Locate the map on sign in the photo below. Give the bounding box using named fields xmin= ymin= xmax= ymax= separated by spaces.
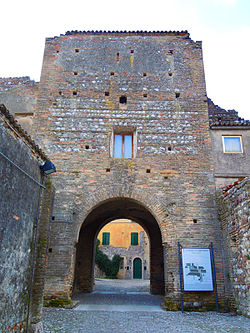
xmin=182 ymin=248 xmax=213 ymax=291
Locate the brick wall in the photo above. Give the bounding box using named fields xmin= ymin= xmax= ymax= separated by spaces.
xmin=33 ymin=31 xmax=227 ymax=308
xmin=217 ymin=178 xmax=250 ymax=316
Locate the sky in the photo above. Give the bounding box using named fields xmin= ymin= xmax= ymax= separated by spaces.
xmin=0 ymin=0 xmax=249 ymax=119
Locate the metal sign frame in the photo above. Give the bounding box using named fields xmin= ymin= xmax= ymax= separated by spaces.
xmin=178 ymin=242 xmax=219 ymax=313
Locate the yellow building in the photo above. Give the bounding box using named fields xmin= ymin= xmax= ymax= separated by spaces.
xmin=96 ymin=219 xmax=150 ymax=279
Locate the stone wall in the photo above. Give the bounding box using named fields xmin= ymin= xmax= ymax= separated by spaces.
xmin=217 ymin=178 xmax=250 ymax=316
xmin=0 ymin=77 xmax=39 ymax=134
xmin=0 ymin=105 xmax=49 ymax=331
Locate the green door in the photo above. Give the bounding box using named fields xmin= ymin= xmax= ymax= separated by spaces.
xmin=133 ymin=258 xmax=142 ymax=279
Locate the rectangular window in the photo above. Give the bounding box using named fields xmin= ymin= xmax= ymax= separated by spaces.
xmin=223 ymin=136 xmax=243 ymax=153
xmin=114 ymin=133 xmax=133 ymax=158
xmin=131 ymin=232 xmax=138 ymax=245
xmin=102 ymin=232 xmax=110 ymax=245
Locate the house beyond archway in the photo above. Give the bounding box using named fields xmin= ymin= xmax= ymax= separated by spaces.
xmin=73 ymin=198 xmax=165 ymax=295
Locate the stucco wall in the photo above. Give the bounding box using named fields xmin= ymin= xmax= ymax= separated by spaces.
xmin=0 ymin=77 xmax=38 ymax=134
xmin=210 ymin=129 xmax=250 ymax=188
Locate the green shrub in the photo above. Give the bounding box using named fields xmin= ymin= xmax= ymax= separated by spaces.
xmin=95 ymin=239 xmax=121 ymax=278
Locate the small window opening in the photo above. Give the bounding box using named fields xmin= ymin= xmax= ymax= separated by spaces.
xmin=102 ymin=232 xmax=110 ymax=245
xmin=169 ymin=49 xmax=174 ymax=54
xmin=168 ymin=72 xmax=173 ymax=76
xmin=110 ymin=72 xmax=115 ymax=76
xmin=48 ymin=248 xmax=52 ymax=253
xmin=85 ymin=145 xmax=89 ymax=149
xmin=52 ymin=102 xmax=57 ymax=106
xmin=164 ymin=176 xmax=168 ymax=179
xmin=168 ymin=146 xmax=172 ymax=151
xmin=52 ymin=216 xmax=55 ymax=221
xmin=143 ymin=73 xmax=147 ymax=77
xmin=59 ymin=91 xmax=62 ymax=95
xmin=105 ymin=91 xmax=110 ymax=96
xmin=56 ymin=50 xmax=59 ymax=53
xmin=73 ymin=91 xmax=77 ymax=96
xmin=119 ymin=95 xmax=127 ymax=104
xmin=114 ymin=133 xmax=133 ymax=158
xmin=75 ymin=48 xmax=79 ymax=53
xmin=143 ymin=93 xmax=147 ymax=98
xmin=223 ymin=136 xmax=242 ymax=153
xmin=131 ymin=232 xmax=138 ymax=245
xmin=175 ymin=92 xmax=180 ymax=98
xmin=73 ymin=71 xmax=78 ymax=75
xmin=193 ymin=219 xmax=198 ymax=224
xmin=106 ymin=168 xmax=110 ymax=172
xmin=146 ymin=169 xmax=151 ymax=173
xmin=130 ymin=49 xmax=134 ymax=53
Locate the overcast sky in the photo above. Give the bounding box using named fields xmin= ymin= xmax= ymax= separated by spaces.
xmin=0 ymin=0 xmax=249 ymax=119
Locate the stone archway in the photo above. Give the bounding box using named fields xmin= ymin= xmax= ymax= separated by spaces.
xmin=73 ymin=197 xmax=165 ymax=295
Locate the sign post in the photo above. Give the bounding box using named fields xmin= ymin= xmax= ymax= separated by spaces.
xmin=178 ymin=242 xmax=184 ymax=313
xmin=178 ymin=243 xmax=219 ymax=312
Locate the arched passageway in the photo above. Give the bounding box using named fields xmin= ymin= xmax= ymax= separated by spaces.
xmin=73 ymin=198 xmax=165 ymax=295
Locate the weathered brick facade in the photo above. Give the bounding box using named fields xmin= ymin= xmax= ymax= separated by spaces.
xmin=32 ymin=31 xmax=228 ymax=309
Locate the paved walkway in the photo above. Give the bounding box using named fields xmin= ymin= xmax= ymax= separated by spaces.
xmin=42 ymin=279 xmax=250 ymax=333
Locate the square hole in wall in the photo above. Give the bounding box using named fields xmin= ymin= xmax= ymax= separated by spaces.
xmin=48 ymin=248 xmax=52 ymax=253
xmin=75 ymin=48 xmax=79 ymax=53
xmin=110 ymin=72 xmax=115 ymax=76
xmin=130 ymin=49 xmax=134 ymax=53
xmin=106 ymin=168 xmax=111 ymax=172
xmin=143 ymin=93 xmax=147 ymax=98
xmin=119 ymin=95 xmax=127 ymax=104
xmin=193 ymin=219 xmax=198 ymax=224
xmin=146 ymin=169 xmax=151 ymax=173
xmin=143 ymin=73 xmax=147 ymax=77
xmin=73 ymin=71 xmax=78 ymax=75
xmin=85 ymin=145 xmax=89 ymax=149
xmin=105 ymin=91 xmax=110 ymax=96
xmin=73 ymin=91 xmax=77 ymax=96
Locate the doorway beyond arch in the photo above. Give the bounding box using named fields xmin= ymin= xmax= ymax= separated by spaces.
xmin=73 ymin=197 xmax=165 ymax=295
xmin=133 ymin=257 xmax=142 ymax=279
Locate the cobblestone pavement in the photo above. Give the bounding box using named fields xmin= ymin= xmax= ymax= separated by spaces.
xmin=43 ymin=309 xmax=250 ymax=333
xmin=42 ymin=280 xmax=250 ymax=332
